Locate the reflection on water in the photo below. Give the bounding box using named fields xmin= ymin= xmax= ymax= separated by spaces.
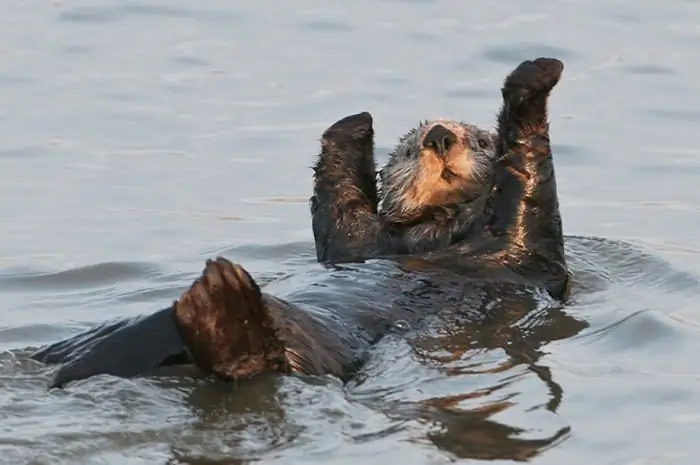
xmin=2 ymin=0 xmax=700 ymax=463
xmin=353 ymin=308 xmax=585 ymax=461
xmin=342 ymin=271 xmax=589 ymax=462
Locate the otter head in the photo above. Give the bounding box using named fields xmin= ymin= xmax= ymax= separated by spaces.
xmin=379 ymin=120 xmax=497 ymax=223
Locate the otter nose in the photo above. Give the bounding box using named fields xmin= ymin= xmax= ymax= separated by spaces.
xmin=423 ymin=125 xmax=457 ymax=157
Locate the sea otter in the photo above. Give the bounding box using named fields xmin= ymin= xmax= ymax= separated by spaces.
xmin=31 ymin=57 xmax=568 ymax=388
xmin=310 ymin=113 xmax=498 ymax=262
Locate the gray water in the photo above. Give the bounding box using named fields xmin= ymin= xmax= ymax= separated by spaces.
xmin=1 ymin=0 xmax=700 ymax=463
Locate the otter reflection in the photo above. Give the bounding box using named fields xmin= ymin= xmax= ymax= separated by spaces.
xmin=412 ymin=309 xmax=584 ymax=459
xmin=392 ymin=397 xmax=570 ymax=461
xmin=382 ymin=301 xmax=586 ymax=461
xmin=163 ymin=293 xmax=586 ymax=463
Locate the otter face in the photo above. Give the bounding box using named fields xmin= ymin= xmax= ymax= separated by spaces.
xmin=379 ymin=120 xmax=497 ymax=222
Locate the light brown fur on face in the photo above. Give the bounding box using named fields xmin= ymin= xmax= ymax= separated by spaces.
xmin=379 ymin=119 xmax=497 ymax=222
xmin=408 ymin=121 xmax=484 ymax=212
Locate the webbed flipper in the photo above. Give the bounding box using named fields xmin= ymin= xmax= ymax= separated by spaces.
xmin=31 ymin=306 xmax=189 ymax=388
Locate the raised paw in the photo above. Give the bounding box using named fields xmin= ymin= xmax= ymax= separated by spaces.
xmin=321 ymin=111 xmax=374 ymax=146
xmin=173 ymin=257 xmax=289 ymax=380
xmin=502 ymin=57 xmax=563 ymax=106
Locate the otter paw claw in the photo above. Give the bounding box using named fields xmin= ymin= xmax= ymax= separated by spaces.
xmin=174 ymin=257 xmax=289 ymax=381
xmin=502 ymin=57 xmax=563 ymax=104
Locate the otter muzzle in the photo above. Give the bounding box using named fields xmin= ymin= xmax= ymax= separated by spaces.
xmin=423 ymin=124 xmax=458 ymax=158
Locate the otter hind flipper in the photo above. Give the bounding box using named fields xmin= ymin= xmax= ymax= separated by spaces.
xmin=31 ymin=306 xmax=189 ymax=389
xmin=173 ymin=257 xmax=290 ymax=381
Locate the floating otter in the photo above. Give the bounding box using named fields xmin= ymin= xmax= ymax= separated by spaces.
xmin=31 ymin=57 xmax=569 ymax=388
xmin=310 ymin=114 xmax=498 ymax=262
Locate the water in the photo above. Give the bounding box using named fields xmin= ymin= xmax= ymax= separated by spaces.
xmin=1 ymin=0 xmax=699 ymax=463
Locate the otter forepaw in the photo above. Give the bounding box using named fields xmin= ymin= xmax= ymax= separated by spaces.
xmin=321 ymin=111 xmax=374 ymax=145
xmin=502 ymin=57 xmax=563 ymax=106
xmin=173 ymin=257 xmax=289 ymax=381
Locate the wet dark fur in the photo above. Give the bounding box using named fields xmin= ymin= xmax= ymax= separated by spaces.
xmin=310 ymin=117 xmax=497 ymax=262
xmin=32 ymin=57 xmax=569 ymax=388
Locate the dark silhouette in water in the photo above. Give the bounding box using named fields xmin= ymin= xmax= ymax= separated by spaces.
xmin=32 ymin=57 xmax=572 ymax=392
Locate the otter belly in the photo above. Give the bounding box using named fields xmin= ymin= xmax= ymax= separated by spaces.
xmin=32 ymin=258 xmax=551 ymax=388
xmin=202 ymin=258 xmax=553 ymax=381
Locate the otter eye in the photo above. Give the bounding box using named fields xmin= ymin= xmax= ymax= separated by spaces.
xmin=477 ymin=136 xmax=491 ymax=150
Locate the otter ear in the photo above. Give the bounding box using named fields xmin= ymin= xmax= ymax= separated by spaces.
xmin=321 ymin=111 xmax=374 ymax=146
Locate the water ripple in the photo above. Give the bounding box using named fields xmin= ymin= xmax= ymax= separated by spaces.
xmin=57 ymin=3 xmax=239 ymax=25
xmin=0 ymin=261 xmax=162 ymax=293
xmin=2 ymin=0 xmax=700 ymax=463
xmin=481 ymin=43 xmax=577 ymax=65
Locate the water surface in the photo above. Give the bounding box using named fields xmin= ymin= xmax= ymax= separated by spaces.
xmin=1 ymin=0 xmax=700 ymax=464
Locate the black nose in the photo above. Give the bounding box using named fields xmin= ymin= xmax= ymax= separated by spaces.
xmin=423 ymin=125 xmax=457 ymax=157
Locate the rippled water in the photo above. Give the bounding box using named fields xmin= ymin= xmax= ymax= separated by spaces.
xmin=1 ymin=0 xmax=700 ymax=464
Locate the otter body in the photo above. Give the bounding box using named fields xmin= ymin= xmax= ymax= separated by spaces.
xmin=31 ymin=57 xmax=568 ymax=388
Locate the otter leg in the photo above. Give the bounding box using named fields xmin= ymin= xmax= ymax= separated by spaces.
xmin=31 ymin=306 xmax=189 ymax=388
xmin=173 ymin=257 xmax=291 ymax=380
xmin=310 ymin=111 xmax=382 ymax=263
xmin=489 ymin=58 xmax=569 ymax=299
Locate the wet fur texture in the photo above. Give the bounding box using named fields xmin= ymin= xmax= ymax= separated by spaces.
xmin=379 ymin=121 xmax=496 ymax=221
xmin=32 ymin=57 xmax=570 ymax=388
xmin=170 ymin=57 xmax=568 ymax=382
xmin=310 ymin=116 xmax=497 ymax=263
